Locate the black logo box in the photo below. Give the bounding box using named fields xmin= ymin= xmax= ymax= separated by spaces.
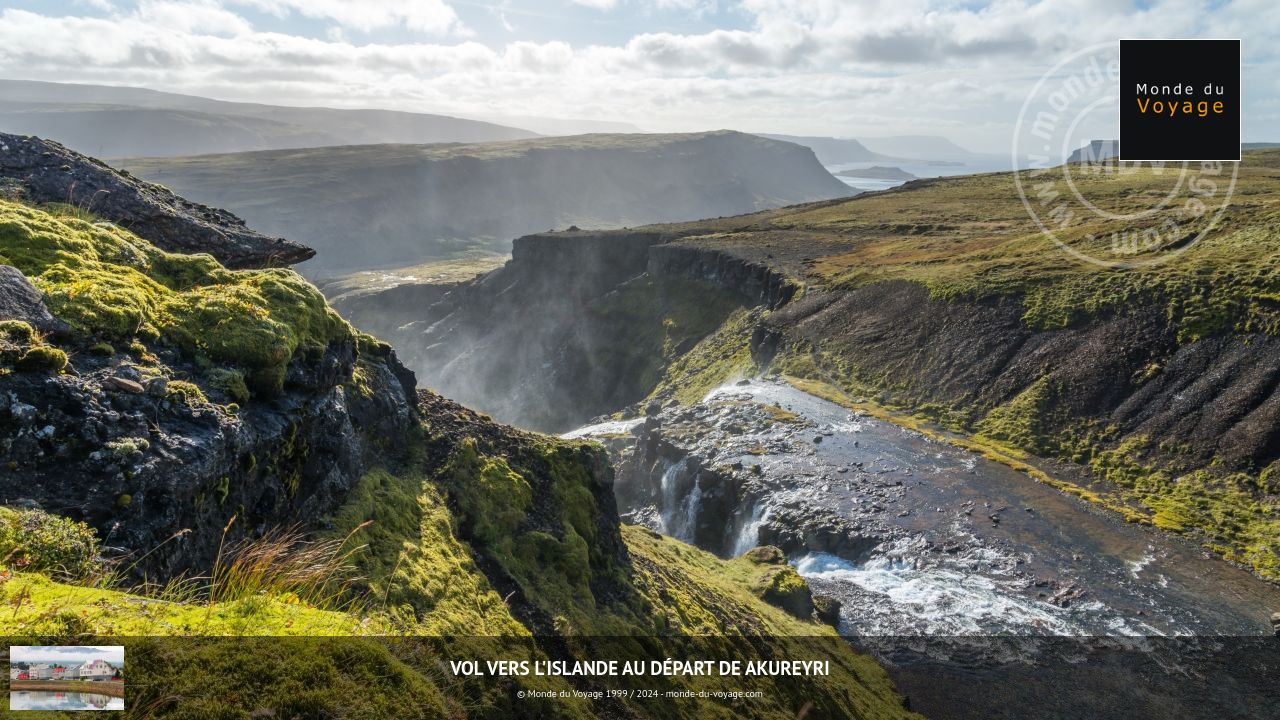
xmin=1119 ymin=39 xmax=1240 ymax=161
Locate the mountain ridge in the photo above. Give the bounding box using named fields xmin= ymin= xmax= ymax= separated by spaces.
xmin=119 ymin=130 xmax=856 ymax=274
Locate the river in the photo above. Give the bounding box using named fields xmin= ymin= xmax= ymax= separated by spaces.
xmin=568 ymin=378 xmax=1280 ymax=718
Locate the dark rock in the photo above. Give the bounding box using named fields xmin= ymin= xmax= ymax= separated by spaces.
xmin=0 ymin=133 xmax=312 ymax=268
xmin=812 ymin=593 xmax=842 ymax=627
xmin=144 ymin=377 xmax=168 ymax=397
xmin=0 ymin=265 xmax=71 ymax=338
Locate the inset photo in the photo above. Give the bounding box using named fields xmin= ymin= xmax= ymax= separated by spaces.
xmin=9 ymin=646 xmax=124 ymax=711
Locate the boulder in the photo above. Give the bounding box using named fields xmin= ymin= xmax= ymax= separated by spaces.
xmin=0 ymin=265 xmax=70 ymax=337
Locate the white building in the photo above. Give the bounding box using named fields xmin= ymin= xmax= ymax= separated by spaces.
xmin=28 ymin=664 xmax=53 ymax=680
xmin=79 ymin=659 xmax=115 ymax=681
xmin=9 ymin=667 xmax=22 ymax=680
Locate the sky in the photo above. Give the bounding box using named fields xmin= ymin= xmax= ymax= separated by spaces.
xmin=0 ymin=0 xmax=1275 ymax=153
xmin=10 ymin=645 xmax=125 ymax=665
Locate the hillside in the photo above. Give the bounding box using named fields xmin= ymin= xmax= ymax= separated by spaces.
xmin=758 ymin=134 xmax=888 ymax=164
xmin=0 ymin=134 xmax=915 ymax=719
xmin=375 ymin=151 xmax=1280 ymax=584
xmin=0 ymin=79 xmax=537 ymax=156
xmin=119 ymin=131 xmax=855 ymax=275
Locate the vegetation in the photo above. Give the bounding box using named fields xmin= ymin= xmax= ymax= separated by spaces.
xmin=0 ymin=507 xmax=101 ymax=580
xmin=645 ymin=308 xmax=759 ymax=406
xmin=716 ymin=157 xmax=1280 ymax=341
xmin=13 ymin=345 xmax=67 ymax=373
xmin=587 ymin=277 xmax=746 ymax=399
xmin=0 ymin=199 xmax=357 ymax=398
xmin=650 ymin=153 xmax=1280 ymax=580
xmin=0 ymin=403 xmax=914 ymax=718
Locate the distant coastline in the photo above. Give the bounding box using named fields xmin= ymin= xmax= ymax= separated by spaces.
xmin=836 ymin=165 xmax=917 ymax=180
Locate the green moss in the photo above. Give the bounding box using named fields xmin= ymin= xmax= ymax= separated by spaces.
xmin=0 ymin=319 xmax=35 ymax=344
xmin=0 ymin=573 xmax=378 ymax=636
xmin=88 ymin=341 xmax=115 ymax=356
xmin=356 ymin=331 xmax=393 ymax=358
xmin=14 ymin=345 xmax=67 ymax=373
xmin=104 ymin=436 xmax=150 ymax=459
xmin=207 ymin=367 xmax=250 ymax=404
xmin=750 ymin=564 xmax=814 ymax=619
xmin=166 ymin=379 xmax=208 ymax=405
xmin=0 ymin=199 xmax=356 ymax=399
xmin=327 ymin=467 xmax=529 ymax=637
xmin=647 ymin=307 xmax=758 ymax=406
xmin=0 ymin=507 xmax=100 ymax=580
xmin=975 ymin=377 xmax=1057 ymax=455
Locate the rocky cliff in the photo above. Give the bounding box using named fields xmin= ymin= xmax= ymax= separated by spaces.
xmin=385 ymin=152 xmax=1280 ymax=582
xmin=0 ymin=194 xmax=415 ymax=579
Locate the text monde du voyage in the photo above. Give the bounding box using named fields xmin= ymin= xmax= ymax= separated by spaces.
xmin=1135 ymin=82 xmax=1228 ymax=118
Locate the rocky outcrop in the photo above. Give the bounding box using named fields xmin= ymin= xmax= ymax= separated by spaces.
xmin=380 ymin=227 xmax=772 ymax=431
xmin=1 ymin=319 xmax=418 ymax=579
xmin=0 ymin=133 xmax=313 ymax=268
xmin=0 ymin=150 xmax=409 ymax=576
xmin=648 ymin=243 xmax=798 ymax=309
xmin=0 ymin=265 xmax=69 ymax=338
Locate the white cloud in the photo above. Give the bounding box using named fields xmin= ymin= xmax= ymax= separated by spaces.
xmin=0 ymin=1 xmax=1274 ymax=151
xmin=229 ymin=0 xmax=467 ymax=35
xmin=569 ymin=0 xmax=620 ymax=9
xmin=137 ymin=0 xmax=253 ymax=36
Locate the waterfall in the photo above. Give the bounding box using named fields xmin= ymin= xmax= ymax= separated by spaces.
xmin=658 ymin=458 xmax=689 ymax=535
xmin=676 ymin=478 xmax=702 ymax=543
xmin=732 ymin=504 xmax=768 ymax=557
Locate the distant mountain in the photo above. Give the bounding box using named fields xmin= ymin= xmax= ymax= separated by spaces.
xmin=472 ymin=115 xmax=644 ymax=135
xmin=757 ymin=134 xmax=888 ymax=164
xmin=837 ymin=166 xmax=916 ymax=181
xmin=857 ymin=135 xmax=977 ymax=161
xmin=1068 ymin=140 xmax=1119 ymax=163
xmin=119 ymin=130 xmax=855 ymax=275
xmin=0 ymin=79 xmax=537 ymax=157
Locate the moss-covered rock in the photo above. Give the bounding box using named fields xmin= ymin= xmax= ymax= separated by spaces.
xmin=0 ymin=199 xmax=353 ymax=398
xmin=14 ymin=345 xmax=67 ymax=373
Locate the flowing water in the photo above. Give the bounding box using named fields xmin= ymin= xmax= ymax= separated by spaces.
xmin=579 ymin=378 xmax=1280 ymax=636
xmin=570 ymin=378 xmax=1280 ymax=717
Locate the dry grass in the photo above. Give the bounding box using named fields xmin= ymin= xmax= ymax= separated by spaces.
xmin=208 ymin=517 xmax=372 ymax=611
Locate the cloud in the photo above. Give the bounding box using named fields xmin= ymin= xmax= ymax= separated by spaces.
xmin=137 ymin=0 xmax=253 ymax=36
xmin=229 ymin=0 xmax=466 ymax=35
xmin=569 ymin=0 xmax=620 ymax=9
xmin=0 ymin=1 xmax=1274 ymax=151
